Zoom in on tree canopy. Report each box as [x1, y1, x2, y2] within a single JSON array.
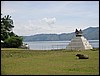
[[1, 14, 23, 48]]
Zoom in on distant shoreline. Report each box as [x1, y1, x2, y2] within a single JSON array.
[[1, 48, 99, 51], [23, 40, 99, 42]]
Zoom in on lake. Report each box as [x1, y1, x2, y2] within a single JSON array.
[[24, 40, 99, 50]]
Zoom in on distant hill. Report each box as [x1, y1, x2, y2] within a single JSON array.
[[23, 27, 99, 41], [82, 27, 99, 40]]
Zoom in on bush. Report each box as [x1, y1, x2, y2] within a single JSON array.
[[4, 36, 23, 48]]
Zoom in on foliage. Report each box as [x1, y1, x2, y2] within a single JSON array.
[[4, 36, 23, 48], [1, 15, 14, 41], [1, 14, 23, 48]]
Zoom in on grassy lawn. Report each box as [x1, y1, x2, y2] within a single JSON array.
[[1, 48, 99, 75]]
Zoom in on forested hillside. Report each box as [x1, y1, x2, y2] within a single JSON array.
[[23, 27, 99, 41]]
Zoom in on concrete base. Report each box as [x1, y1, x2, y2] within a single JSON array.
[[66, 36, 93, 50]]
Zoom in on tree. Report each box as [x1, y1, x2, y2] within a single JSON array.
[[4, 36, 23, 48], [1, 15, 14, 41], [1, 15, 14, 31], [1, 14, 23, 48]]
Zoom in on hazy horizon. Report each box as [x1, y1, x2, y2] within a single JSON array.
[[22, 26, 98, 36]]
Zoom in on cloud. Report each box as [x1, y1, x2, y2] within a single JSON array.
[[2, 1, 99, 36], [41, 17, 56, 25]]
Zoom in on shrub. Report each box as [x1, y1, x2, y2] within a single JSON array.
[[4, 36, 23, 48]]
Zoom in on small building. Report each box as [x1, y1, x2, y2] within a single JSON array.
[[66, 29, 93, 50]]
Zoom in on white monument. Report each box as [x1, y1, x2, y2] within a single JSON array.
[[67, 29, 93, 50]]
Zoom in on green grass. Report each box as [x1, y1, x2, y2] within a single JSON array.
[[1, 48, 99, 75]]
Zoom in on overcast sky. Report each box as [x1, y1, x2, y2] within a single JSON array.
[[1, 1, 99, 36]]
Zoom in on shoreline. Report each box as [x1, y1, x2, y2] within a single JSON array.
[[1, 48, 99, 51]]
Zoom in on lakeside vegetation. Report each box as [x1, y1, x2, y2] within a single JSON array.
[[1, 14, 23, 48], [1, 48, 99, 75]]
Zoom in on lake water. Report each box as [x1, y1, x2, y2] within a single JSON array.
[[24, 40, 99, 50]]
